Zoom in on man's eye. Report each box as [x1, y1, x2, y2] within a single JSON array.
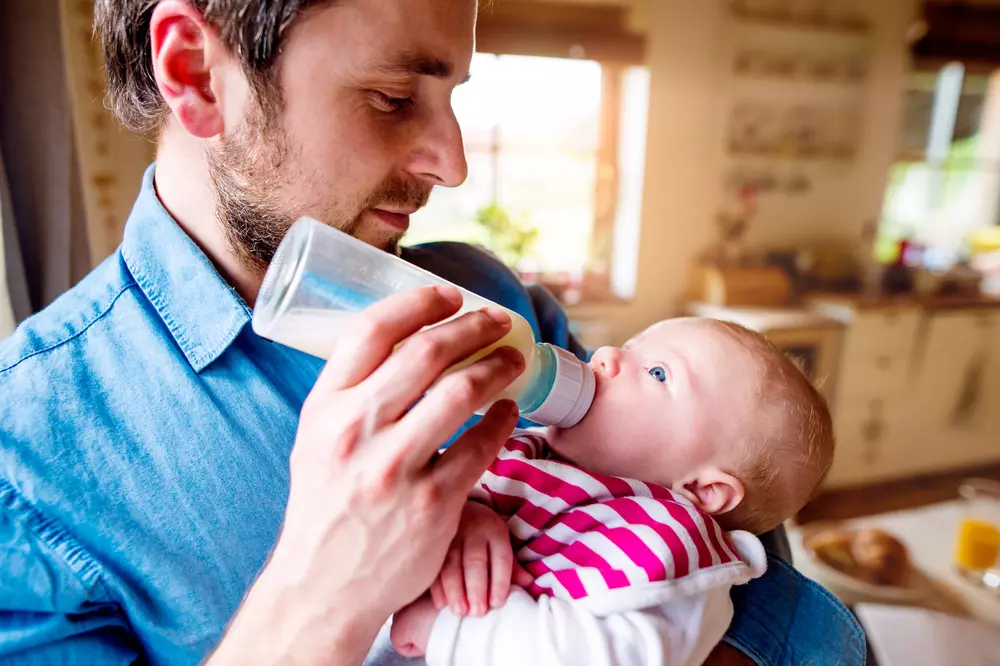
[[648, 366, 668, 383], [371, 91, 413, 113]]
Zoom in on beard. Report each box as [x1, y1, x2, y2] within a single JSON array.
[[206, 99, 432, 275]]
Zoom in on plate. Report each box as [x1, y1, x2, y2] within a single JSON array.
[[798, 525, 927, 605]]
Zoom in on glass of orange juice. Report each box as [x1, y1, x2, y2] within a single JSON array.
[[955, 479, 1000, 590]]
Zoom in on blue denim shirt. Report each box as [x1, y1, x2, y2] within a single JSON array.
[[0, 166, 864, 665]]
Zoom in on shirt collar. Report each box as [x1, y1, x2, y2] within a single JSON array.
[[121, 164, 251, 372]]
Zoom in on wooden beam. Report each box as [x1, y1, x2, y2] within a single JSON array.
[[915, 3, 1000, 67], [477, 1, 646, 64]]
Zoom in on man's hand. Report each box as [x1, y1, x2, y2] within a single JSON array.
[[430, 501, 534, 617], [208, 286, 524, 666], [390, 594, 439, 658]]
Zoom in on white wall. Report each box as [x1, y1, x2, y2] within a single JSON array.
[[61, 0, 156, 265], [569, 0, 919, 347], [0, 153, 14, 339]]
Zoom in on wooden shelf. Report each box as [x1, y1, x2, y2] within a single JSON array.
[[730, 10, 870, 38], [729, 15, 872, 58], [732, 71, 867, 88], [726, 148, 856, 163]]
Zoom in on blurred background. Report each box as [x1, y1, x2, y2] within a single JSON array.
[[2, 0, 1000, 657]]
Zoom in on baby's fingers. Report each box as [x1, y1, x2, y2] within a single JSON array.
[[512, 562, 534, 589], [430, 577, 446, 610], [440, 544, 468, 616], [463, 538, 490, 616], [488, 538, 514, 609]]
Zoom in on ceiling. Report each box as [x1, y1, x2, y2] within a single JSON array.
[[927, 0, 1000, 5], [506, 0, 1000, 45], [513, 0, 649, 33]]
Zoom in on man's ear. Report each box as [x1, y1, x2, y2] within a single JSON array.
[[149, 0, 228, 138], [671, 468, 745, 516]]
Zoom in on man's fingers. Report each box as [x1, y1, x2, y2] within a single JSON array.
[[359, 309, 512, 424], [313, 286, 462, 393], [488, 539, 514, 610], [431, 400, 519, 495], [462, 539, 490, 616], [400, 356, 522, 470], [440, 545, 468, 616]]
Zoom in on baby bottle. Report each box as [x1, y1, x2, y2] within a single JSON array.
[[252, 217, 595, 428]]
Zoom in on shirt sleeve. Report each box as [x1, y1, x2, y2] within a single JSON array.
[[425, 586, 733, 666], [0, 481, 138, 665]]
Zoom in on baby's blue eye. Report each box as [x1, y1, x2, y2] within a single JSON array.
[[648, 366, 667, 383]]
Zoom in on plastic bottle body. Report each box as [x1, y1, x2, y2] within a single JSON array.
[[252, 218, 594, 427]]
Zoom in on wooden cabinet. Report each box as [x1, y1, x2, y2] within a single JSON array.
[[811, 298, 1000, 489], [814, 304, 920, 488], [835, 309, 920, 399], [910, 312, 990, 429], [689, 298, 999, 489], [976, 314, 1000, 437], [826, 397, 903, 486], [907, 310, 1000, 470]]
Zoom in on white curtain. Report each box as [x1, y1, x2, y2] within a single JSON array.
[[0, 0, 92, 322], [0, 150, 16, 339]]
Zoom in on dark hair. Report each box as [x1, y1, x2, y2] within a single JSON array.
[[93, 0, 335, 133]]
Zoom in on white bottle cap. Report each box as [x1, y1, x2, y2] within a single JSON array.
[[524, 344, 596, 429]]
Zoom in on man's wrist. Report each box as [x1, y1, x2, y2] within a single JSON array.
[[208, 555, 388, 666]]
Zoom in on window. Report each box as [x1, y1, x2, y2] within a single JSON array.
[[406, 53, 649, 303], [880, 64, 1000, 263]]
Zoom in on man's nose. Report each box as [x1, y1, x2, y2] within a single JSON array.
[[408, 107, 469, 188], [590, 346, 621, 379]]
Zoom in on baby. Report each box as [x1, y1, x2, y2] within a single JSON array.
[[390, 317, 834, 666]]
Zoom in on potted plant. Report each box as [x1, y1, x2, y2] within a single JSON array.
[[473, 203, 539, 270]]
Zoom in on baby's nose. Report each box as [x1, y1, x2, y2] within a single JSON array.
[[590, 346, 621, 379]]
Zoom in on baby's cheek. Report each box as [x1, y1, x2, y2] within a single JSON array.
[[577, 406, 639, 475], [616, 417, 679, 481]]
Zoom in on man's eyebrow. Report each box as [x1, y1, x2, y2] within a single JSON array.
[[376, 52, 467, 81]]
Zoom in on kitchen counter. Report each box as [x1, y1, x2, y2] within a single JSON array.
[[808, 291, 1000, 317], [686, 303, 843, 332]]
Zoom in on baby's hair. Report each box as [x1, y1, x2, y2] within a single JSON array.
[[697, 319, 834, 535]]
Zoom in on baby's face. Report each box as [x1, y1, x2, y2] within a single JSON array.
[[547, 319, 757, 488]]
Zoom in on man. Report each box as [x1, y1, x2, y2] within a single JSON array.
[[0, 0, 864, 664]]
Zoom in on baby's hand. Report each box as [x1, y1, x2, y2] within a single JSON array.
[[391, 594, 438, 658], [431, 500, 533, 616]]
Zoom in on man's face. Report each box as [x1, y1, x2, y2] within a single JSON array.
[[209, 0, 475, 268]]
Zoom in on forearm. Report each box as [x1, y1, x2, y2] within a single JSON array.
[[207, 557, 388, 666]]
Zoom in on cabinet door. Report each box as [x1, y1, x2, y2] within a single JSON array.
[[827, 398, 900, 488], [846, 310, 921, 361], [910, 313, 984, 430], [908, 311, 1000, 470], [968, 312, 1000, 464], [835, 309, 920, 402]]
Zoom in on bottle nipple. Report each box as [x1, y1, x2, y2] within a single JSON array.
[[524, 345, 596, 428]]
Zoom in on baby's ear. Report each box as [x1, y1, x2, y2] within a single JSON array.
[[671, 469, 745, 516]]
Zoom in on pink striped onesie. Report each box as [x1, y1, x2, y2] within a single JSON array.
[[424, 430, 768, 666], [469, 430, 766, 615]]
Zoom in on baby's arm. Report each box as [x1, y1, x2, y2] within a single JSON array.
[[422, 585, 735, 666]]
